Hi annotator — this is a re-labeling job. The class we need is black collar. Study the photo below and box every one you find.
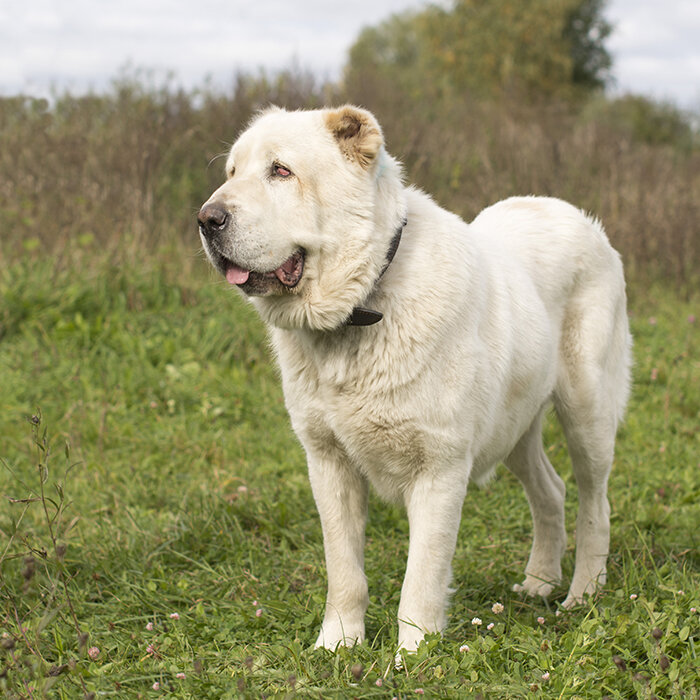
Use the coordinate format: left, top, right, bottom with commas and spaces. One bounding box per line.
346, 218, 406, 326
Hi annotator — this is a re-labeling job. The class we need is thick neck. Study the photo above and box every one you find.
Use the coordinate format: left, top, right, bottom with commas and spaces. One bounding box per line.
346, 218, 406, 326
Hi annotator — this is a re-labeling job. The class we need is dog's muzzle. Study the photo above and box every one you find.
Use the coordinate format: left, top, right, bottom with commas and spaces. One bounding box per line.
197, 202, 304, 294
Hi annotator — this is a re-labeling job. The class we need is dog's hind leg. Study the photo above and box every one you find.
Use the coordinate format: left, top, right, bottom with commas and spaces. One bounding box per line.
506, 409, 567, 599
554, 399, 616, 609
554, 274, 631, 609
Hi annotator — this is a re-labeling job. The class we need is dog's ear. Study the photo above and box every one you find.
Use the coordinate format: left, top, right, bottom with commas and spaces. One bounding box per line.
325, 105, 383, 169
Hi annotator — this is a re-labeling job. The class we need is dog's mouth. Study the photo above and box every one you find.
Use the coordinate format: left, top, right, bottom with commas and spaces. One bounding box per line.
221, 249, 305, 293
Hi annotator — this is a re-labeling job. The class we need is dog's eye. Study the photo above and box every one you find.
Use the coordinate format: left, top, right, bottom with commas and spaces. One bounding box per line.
272, 163, 292, 178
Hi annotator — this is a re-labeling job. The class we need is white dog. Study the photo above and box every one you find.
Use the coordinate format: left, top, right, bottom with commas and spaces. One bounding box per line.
198, 105, 632, 653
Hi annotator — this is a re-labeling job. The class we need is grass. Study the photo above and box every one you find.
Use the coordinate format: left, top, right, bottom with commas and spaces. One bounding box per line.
0, 245, 697, 698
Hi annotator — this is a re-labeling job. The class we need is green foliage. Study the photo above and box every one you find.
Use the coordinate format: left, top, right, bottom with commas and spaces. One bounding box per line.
564, 0, 613, 89
582, 93, 696, 148
0, 248, 698, 697
345, 0, 612, 101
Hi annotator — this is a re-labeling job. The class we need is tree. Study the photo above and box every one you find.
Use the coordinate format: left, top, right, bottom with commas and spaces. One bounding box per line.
344, 0, 612, 101
564, 0, 612, 89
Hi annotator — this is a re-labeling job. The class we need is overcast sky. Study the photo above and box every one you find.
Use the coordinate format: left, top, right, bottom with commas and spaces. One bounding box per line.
2, 0, 699, 109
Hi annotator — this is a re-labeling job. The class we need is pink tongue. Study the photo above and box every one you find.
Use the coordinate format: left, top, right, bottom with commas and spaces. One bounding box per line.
225, 265, 250, 285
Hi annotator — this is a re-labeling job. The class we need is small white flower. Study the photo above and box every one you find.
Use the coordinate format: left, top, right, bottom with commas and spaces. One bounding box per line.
677, 590, 685, 596
541, 671, 550, 681
146, 621, 154, 631
629, 594, 638, 600
492, 602, 504, 614
459, 644, 470, 653
487, 622, 495, 631
375, 679, 383, 687
537, 616, 545, 625
471, 617, 482, 626
169, 612, 180, 620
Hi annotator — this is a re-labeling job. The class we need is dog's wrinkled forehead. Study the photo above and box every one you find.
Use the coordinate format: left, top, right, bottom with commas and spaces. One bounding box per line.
227, 110, 326, 175
227, 106, 384, 176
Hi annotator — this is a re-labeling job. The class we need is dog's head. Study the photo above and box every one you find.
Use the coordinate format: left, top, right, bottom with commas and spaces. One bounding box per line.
198, 105, 406, 330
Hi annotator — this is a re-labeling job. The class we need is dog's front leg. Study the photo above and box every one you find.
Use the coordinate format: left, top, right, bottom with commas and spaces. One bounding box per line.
308, 453, 369, 650
397, 468, 469, 653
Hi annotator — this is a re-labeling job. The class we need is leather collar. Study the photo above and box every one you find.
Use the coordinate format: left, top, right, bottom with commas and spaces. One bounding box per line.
346, 218, 406, 326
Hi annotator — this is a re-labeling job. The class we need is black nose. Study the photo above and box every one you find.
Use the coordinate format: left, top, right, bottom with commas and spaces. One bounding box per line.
197, 203, 229, 238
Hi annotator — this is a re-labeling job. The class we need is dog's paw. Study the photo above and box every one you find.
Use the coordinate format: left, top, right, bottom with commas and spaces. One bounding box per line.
561, 574, 605, 610
397, 620, 431, 657
393, 636, 422, 671
396, 633, 423, 655
561, 588, 595, 610
561, 564, 607, 610
314, 621, 364, 651
512, 575, 557, 599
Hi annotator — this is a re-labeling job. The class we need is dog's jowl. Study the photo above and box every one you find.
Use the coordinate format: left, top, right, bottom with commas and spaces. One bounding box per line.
198, 105, 632, 653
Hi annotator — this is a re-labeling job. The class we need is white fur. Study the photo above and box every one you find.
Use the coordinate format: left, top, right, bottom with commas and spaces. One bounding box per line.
199, 106, 632, 653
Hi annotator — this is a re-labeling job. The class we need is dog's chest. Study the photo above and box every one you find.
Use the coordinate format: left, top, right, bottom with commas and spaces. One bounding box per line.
278, 334, 437, 498
317, 389, 432, 500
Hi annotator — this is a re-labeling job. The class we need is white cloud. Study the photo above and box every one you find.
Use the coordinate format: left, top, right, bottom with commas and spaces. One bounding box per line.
3, 0, 422, 95
1, 0, 698, 108
606, 0, 700, 107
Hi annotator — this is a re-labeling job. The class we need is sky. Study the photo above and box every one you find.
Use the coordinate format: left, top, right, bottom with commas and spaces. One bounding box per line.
1, 0, 699, 110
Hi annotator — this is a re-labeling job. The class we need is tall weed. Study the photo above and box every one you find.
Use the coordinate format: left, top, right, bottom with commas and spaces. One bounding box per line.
0, 70, 697, 285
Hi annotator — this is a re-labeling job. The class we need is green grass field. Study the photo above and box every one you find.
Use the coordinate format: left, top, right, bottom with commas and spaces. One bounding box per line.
1, 246, 697, 698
